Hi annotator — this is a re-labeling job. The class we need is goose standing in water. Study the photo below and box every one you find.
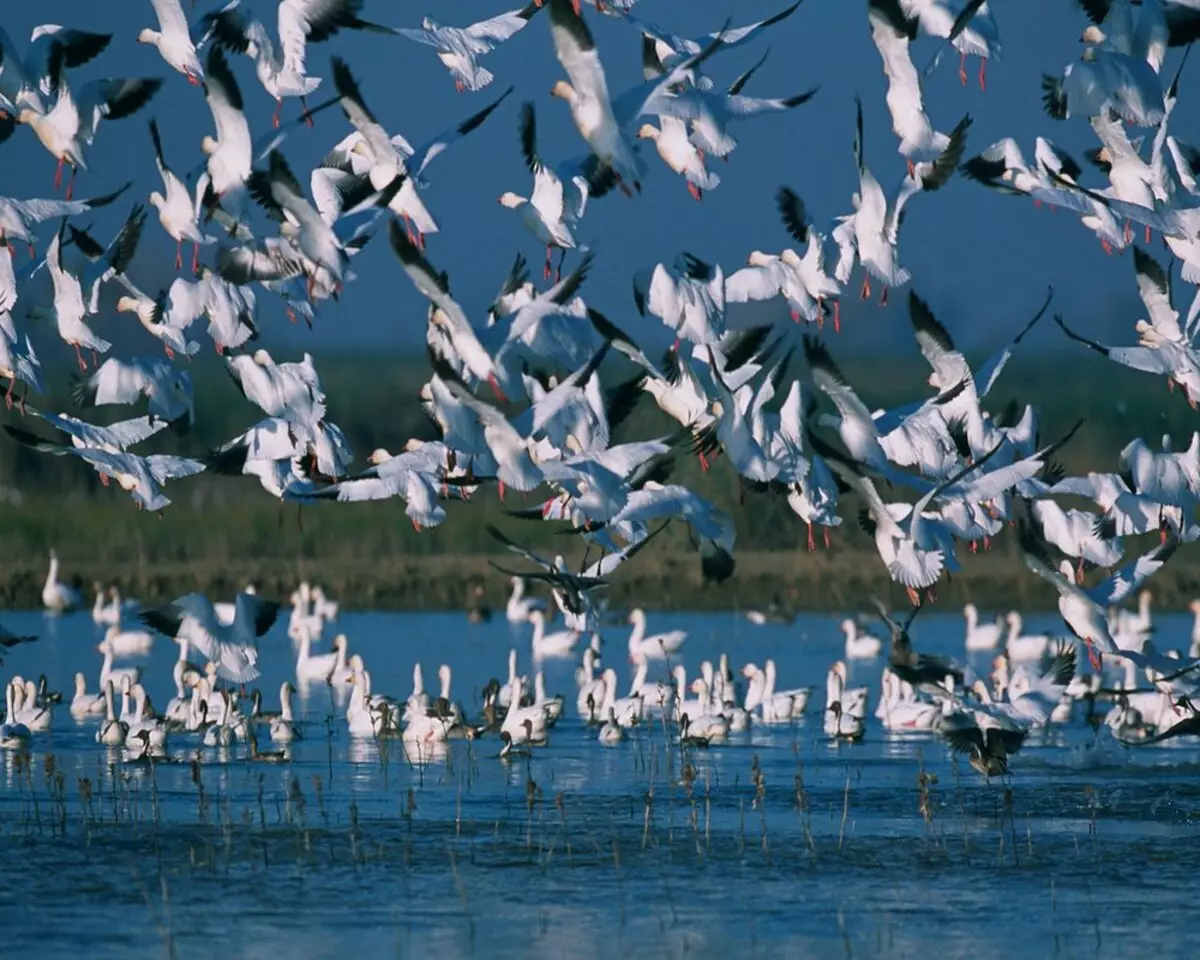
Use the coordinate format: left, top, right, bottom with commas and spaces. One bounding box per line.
963, 602, 1004, 652
42, 550, 82, 614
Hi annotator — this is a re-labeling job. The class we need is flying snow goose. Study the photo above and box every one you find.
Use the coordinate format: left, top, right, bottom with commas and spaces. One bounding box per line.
500, 102, 614, 280
905, 0, 1001, 90
73, 356, 194, 434
328, 57, 513, 248
202, 0, 393, 127
3, 407, 167, 457
113, 276, 203, 359
45, 446, 204, 511
195, 45, 254, 204
1019, 516, 1177, 670
635, 115, 720, 200
389, 221, 504, 395
148, 118, 213, 272
396, 3, 543, 92
16, 70, 162, 200
0, 306, 44, 412
833, 96, 971, 305
620, 0, 803, 87
633, 251, 726, 347
1029, 499, 1124, 580
141, 592, 281, 683
0, 181, 129, 253
547, 0, 730, 196
40, 223, 112, 372
1042, 44, 1165, 127
138, 0, 206, 84
0, 24, 112, 116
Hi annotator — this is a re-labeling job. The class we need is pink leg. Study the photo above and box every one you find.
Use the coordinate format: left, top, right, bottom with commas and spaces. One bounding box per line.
487, 372, 506, 401
175, 240, 183, 271
272, 99, 282, 129
54, 157, 64, 190
300, 96, 314, 127
979, 59, 987, 92
823, 527, 831, 550
833, 300, 841, 334
73, 343, 87, 373
544, 245, 553, 281
879, 285, 889, 307
687, 182, 702, 201
65, 166, 76, 202
192, 242, 200, 273
859, 273, 871, 300
958, 51, 968, 87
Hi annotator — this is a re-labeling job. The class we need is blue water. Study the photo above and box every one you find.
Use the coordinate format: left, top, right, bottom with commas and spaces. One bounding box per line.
2, 607, 1199, 959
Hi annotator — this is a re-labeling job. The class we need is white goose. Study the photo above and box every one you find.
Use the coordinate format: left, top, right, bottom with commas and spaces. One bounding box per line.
42, 549, 82, 613
103, 623, 154, 658
498, 648, 527, 709
94, 679, 128, 745
627, 608, 687, 661
599, 667, 642, 727
963, 603, 1004, 652
296, 629, 345, 682
397, 4, 543, 92
147, 118, 212, 273
97, 639, 141, 691
506, 576, 547, 623
1, 681, 32, 749
500, 676, 548, 744
270, 682, 300, 743
69, 672, 106, 718
530, 609, 579, 659
124, 684, 167, 750
841, 618, 884, 659
1003, 612, 1051, 662
138, 0, 205, 84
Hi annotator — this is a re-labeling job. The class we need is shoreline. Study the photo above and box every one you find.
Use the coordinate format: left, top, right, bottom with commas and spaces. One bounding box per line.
6, 549, 1200, 614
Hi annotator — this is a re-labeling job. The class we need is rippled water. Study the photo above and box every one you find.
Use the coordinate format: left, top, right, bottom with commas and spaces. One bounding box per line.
2, 607, 1200, 959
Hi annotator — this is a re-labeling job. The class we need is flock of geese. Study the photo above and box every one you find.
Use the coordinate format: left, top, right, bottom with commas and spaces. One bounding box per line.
4, 0, 1200, 772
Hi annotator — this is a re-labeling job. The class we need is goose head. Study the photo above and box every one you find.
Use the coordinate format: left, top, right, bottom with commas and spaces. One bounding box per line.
498, 192, 526, 209
550, 80, 578, 105
635, 123, 660, 141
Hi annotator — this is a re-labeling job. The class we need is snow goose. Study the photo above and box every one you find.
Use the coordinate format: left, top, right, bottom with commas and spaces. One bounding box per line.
138, 0, 205, 84
501, 676, 548, 744
1042, 43, 1164, 127
963, 602, 1003, 652
0, 182, 129, 254
397, 3, 543, 92
599, 668, 642, 727
270, 682, 300, 743
547, 0, 730, 196
112, 276, 203, 360
15, 70, 161, 199
39, 223, 116, 372
907, 0, 1001, 90
842, 618, 884, 659
634, 251, 727, 347
502, 102, 614, 281
627, 608, 686, 661
70, 672, 106, 718
824, 663, 867, 740
622, 1, 804, 87
1028, 498, 1124, 582
140, 591, 279, 683
597, 707, 624, 743
576, 648, 606, 719
35, 444, 203, 512
124, 684, 167, 750
1018, 518, 1177, 670
73, 356, 195, 435
648, 48, 818, 163
1189, 598, 1200, 657
1, 682, 32, 748
202, 0, 392, 127
93, 679, 127, 746
41, 549, 82, 613
1118, 433, 1200, 508
97, 642, 141, 693
635, 116, 720, 200
834, 96, 970, 305
507, 576, 547, 623
147, 118, 213, 272
679, 707, 729, 745
767, 659, 812, 716
0, 25, 112, 116
1003, 612, 1052, 662
295, 629, 345, 682
530, 609, 579, 659
195, 45, 254, 206
498, 648, 527, 709
103, 624, 153, 658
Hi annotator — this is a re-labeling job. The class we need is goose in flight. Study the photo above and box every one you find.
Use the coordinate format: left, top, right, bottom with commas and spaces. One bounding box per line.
1018, 515, 1177, 670
73, 356, 195, 434
396, 3, 543, 92
141, 592, 282, 683
0, 181, 129, 255
138, 0, 207, 84
0, 308, 43, 413
1075, 0, 1200, 50
833, 96, 970, 305
14, 67, 162, 200
873, 597, 965, 691
37, 223, 113, 373
634, 252, 727, 348
326, 56, 512, 248
0, 24, 112, 116
620, 0, 804, 89
501, 101, 615, 281
1055, 248, 1200, 406
905, 0, 1001, 90
148, 118, 213, 273
201, 0, 395, 127
3, 407, 167, 456
547, 0, 731, 196
1042, 43, 1165, 127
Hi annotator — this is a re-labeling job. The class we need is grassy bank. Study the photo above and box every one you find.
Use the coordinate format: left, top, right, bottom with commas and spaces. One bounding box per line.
2, 350, 1197, 613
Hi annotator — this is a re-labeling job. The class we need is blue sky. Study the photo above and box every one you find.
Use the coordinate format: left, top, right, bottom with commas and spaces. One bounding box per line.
4, 0, 1197, 358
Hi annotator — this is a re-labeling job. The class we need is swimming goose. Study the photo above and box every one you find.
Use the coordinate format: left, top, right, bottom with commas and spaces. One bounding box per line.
627, 608, 686, 662
833, 96, 970, 305
1002, 611, 1052, 661
963, 602, 1004, 651
679, 707, 729, 745
599, 667, 643, 727
397, 3, 543, 91
507, 576, 548, 623
1019, 518, 1177, 670
270, 681, 301, 743
140, 591, 279, 683
103, 624, 154, 658
202, 0, 392, 127
597, 707, 624, 743
70, 672, 106, 718
501, 676, 549, 744
124, 684, 168, 750
842, 618, 884, 659
498, 649, 528, 710
529, 609, 579, 660
94, 679, 128, 746
547, 0, 731, 196
138, 0, 206, 84
295, 629, 345, 682
16, 70, 161, 199
41, 549, 82, 613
